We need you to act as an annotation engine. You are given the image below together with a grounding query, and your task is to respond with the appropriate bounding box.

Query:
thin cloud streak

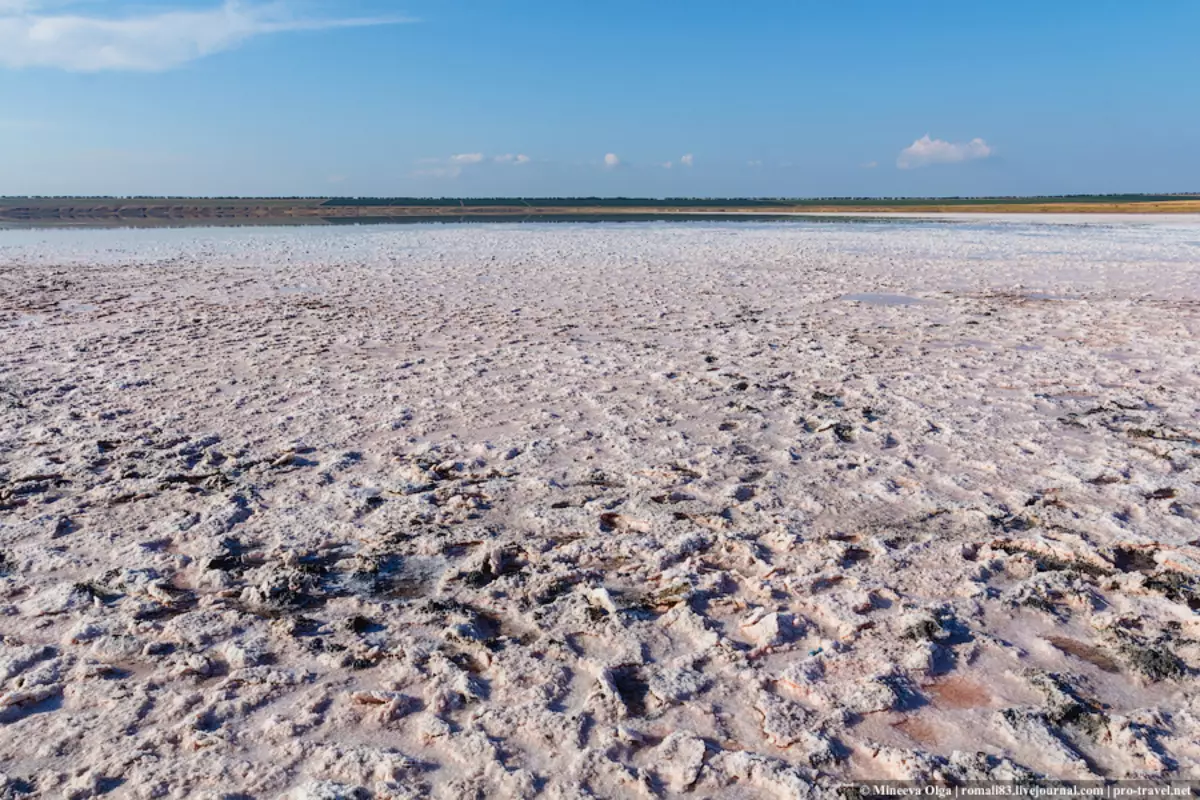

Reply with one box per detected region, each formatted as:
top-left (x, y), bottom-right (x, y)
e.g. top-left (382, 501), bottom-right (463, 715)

top-left (414, 152), bottom-right (534, 179)
top-left (0, 1), bottom-right (414, 72)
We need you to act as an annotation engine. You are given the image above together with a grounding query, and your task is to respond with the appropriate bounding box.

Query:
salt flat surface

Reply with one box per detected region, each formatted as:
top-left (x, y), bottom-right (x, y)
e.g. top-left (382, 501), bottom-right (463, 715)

top-left (1, 217), bottom-right (1199, 798)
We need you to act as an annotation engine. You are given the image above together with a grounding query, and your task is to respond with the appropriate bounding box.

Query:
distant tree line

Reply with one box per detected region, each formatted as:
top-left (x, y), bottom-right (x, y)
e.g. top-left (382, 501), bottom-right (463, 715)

top-left (321, 197), bottom-right (788, 208)
top-left (321, 194), bottom-right (1198, 208)
top-left (3, 194), bottom-right (1196, 206)
top-left (0, 196), bottom-right (325, 201)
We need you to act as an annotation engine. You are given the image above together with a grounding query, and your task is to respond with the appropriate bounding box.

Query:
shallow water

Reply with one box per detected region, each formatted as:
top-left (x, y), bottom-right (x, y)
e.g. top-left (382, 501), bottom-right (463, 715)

top-left (839, 293), bottom-right (925, 305)
top-left (0, 212), bottom-right (938, 231)
top-left (57, 301), bottom-right (100, 313)
top-left (1025, 292), bottom-right (1080, 301)
top-left (2, 214), bottom-right (1200, 302)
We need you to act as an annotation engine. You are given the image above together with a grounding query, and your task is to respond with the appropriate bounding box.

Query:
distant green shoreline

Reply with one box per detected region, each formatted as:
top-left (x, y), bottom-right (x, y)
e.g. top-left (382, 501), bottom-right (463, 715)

top-left (2, 194), bottom-right (1199, 223)
top-left (323, 194), bottom-right (1200, 208)
top-left (3, 193), bottom-right (1198, 207)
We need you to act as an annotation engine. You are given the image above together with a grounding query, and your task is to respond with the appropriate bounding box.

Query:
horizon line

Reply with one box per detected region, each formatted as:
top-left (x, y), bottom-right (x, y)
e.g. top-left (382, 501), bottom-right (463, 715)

top-left (3, 193), bottom-right (1199, 202)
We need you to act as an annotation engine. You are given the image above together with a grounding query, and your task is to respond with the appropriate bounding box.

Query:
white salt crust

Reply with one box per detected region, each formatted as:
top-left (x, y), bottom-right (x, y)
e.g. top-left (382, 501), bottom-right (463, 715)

top-left (1, 216), bottom-right (1199, 798)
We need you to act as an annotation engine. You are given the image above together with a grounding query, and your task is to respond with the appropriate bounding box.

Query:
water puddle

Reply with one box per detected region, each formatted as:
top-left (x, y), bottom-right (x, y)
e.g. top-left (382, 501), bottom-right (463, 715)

top-left (927, 338), bottom-right (995, 350)
top-left (58, 300), bottom-right (99, 313)
top-left (11, 313), bottom-right (46, 326)
top-left (1025, 292), bottom-right (1080, 301)
top-left (839, 293), bottom-right (925, 306)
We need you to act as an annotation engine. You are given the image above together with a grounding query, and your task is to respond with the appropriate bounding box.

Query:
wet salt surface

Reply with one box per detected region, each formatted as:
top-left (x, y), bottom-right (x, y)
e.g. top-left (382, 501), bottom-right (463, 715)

top-left (1, 215), bottom-right (1199, 797)
top-left (839, 293), bottom-right (926, 306)
top-left (1025, 292), bottom-right (1082, 301)
top-left (57, 301), bottom-right (99, 313)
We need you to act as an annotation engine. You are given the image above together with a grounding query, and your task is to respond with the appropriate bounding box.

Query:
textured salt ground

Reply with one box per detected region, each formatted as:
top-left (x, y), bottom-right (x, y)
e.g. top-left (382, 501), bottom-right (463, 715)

top-left (0, 217), bottom-right (1198, 798)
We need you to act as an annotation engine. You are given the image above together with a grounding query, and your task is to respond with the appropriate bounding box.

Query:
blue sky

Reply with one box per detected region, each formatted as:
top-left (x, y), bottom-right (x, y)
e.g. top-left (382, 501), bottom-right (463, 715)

top-left (1, 0), bottom-right (1198, 197)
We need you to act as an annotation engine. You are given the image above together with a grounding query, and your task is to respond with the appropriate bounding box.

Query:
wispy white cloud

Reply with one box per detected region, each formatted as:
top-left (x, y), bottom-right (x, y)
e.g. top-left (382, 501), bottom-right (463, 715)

top-left (861, 160), bottom-right (878, 169)
top-left (747, 160), bottom-right (762, 168)
top-left (680, 153), bottom-right (694, 167)
top-left (0, 1), bottom-right (414, 72)
top-left (896, 134), bottom-right (993, 169)
top-left (604, 153), bottom-right (620, 169)
top-left (415, 152), bottom-right (533, 178)
top-left (661, 161), bottom-right (673, 169)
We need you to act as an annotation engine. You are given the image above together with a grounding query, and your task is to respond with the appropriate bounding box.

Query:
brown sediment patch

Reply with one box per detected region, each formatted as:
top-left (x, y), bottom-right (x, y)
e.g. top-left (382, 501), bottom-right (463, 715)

top-left (598, 512), bottom-right (650, 533)
top-left (893, 715), bottom-right (941, 747)
top-left (927, 676), bottom-right (993, 710)
top-left (1044, 636), bottom-right (1121, 673)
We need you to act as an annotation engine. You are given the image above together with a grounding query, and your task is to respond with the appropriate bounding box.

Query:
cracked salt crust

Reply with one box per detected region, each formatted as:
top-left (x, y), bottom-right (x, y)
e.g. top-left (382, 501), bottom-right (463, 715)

top-left (0, 216), bottom-right (1199, 798)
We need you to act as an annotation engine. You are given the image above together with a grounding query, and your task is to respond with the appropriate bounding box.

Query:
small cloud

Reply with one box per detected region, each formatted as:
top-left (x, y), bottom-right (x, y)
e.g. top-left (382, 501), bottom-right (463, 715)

top-left (747, 160), bottom-right (763, 168)
top-left (861, 161), bottom-right (878, 169)
top-left (0, 1), bottom-right (414, 72)
top-left (423, 152), bottom-right (530, 172)
top-left (680, 153), bottom-right (694, 167)
top-left (604, 153), bottom-right (621, 169)
top-left (661, 161), bottom-right (673, 169)
top-left (897, 134), bottom-right (993, 169)
top-left (328, 174), bottom-right (347, 184)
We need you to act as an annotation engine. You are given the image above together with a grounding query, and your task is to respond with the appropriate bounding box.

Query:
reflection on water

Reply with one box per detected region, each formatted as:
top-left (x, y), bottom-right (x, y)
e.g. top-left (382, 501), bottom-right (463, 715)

top-left (0, 212), bottom-right (949, 232)
top-left (318, 213), bottom-right (933, 226)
